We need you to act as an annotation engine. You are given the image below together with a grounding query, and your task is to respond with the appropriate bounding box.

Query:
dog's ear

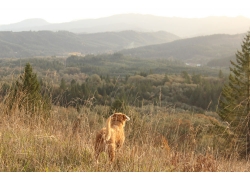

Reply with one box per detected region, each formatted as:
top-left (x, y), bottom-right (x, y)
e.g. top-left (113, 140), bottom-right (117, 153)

top-left (111, 113), bottom-right (120, 122)
top-left (111, 113), bottom-right (117, 119)
top-left (123, 114), bottom-right (130, 121)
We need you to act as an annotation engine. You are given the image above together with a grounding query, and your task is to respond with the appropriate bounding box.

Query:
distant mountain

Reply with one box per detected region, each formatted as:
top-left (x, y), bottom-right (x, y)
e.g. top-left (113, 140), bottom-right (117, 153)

top-left (0, 19), bottom-right (50, 31)
top-left (120, 33), bottom-right (244, 64)
top-left (0, 30), bottom-right (179, 58)
top-left (0, 14), bottom-right (250, 37)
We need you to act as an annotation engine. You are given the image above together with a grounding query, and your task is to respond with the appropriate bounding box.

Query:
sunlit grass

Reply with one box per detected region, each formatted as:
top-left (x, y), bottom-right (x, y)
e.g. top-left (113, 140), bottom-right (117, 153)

top-left (0, 98), bottom-right (249, 172)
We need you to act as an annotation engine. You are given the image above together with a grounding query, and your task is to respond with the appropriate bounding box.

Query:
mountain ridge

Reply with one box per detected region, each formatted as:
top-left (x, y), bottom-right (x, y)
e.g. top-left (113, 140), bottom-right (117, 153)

top-left (0, 18), bottom-right (50, 29)
top-left (120, 33), bottom-right (244, 64)
top-left (1, 14), bottom-right (250, 37)
top-left (0, 30), bottom-right (179, 58)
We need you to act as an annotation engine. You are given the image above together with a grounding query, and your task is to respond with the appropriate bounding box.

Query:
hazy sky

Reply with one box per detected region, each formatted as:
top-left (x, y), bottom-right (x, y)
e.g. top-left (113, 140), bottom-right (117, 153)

top-left (1, 0), bottom-right (250, 25)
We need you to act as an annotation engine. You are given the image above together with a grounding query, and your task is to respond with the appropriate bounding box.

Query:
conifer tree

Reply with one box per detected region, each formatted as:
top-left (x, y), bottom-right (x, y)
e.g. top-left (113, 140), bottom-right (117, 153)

top-left (60, 78), bottom-right (67, 91)
top-left (7, 63), bottom-right (51, 117)
top-left (218, 31), bottom-right (250, 157)
top-left (218, 69), bottom-right (224, 79)
top-left (181, 71), bottom-right (191, 84)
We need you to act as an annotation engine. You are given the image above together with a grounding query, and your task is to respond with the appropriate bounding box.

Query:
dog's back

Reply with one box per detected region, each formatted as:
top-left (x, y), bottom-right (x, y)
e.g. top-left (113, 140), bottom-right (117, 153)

top-left (94, 113), bottom-right (130, 162)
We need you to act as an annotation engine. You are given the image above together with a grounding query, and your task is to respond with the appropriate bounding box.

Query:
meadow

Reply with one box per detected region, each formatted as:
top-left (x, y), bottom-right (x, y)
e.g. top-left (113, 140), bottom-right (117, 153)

top-left (0, 98), bottom-right (249, 172)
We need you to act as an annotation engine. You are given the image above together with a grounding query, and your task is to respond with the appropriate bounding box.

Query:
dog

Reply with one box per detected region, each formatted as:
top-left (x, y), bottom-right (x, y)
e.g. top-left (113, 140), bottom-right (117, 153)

top-left (94, 112), bottom-right (130, 162)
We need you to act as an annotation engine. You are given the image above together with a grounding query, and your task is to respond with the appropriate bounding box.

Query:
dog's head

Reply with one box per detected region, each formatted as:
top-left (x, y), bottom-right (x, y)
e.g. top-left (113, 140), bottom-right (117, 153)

top-left (110, 112), bottom-right (130, 127)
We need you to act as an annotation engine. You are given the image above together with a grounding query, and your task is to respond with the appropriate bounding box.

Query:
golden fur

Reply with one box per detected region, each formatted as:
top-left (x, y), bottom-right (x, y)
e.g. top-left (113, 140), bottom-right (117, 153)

top-left (94, 112), bottom-right (130, 162)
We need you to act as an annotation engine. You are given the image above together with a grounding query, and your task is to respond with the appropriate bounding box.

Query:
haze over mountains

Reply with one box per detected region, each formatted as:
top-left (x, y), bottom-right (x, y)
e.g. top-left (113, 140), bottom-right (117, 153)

top-left (1, 14), bottom-right (250, 37)
top-left (120, 33), bottom-right (244, 64)
top-left (0, 30), bottom-right (179, 58)
top-left (0, 13), bottom-right (249, 66)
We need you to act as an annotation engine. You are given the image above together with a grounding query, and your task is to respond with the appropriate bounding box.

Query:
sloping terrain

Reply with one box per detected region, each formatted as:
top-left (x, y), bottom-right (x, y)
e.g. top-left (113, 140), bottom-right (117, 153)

top-left (120, 33), bottom-right (244, 64)
top-left (0, 30), bottom-right (179, 58)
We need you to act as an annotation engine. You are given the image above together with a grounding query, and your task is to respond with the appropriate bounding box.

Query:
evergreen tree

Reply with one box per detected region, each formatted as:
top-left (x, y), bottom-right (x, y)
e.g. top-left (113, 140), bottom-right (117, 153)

top-left (6, 63), bottom-right (51, 117)
top-left (60, 78), bottom-right (67, 91)
top-left (218, 31), bottom-right (250, 157)
top-left (21, 63), bottom-right (40, 94)
top-left (181, 71), bottom-right (191, 84)
top-left (191, 74), bottom-right (201, 84)
top-left (218, 69), bottom-right (224, 79)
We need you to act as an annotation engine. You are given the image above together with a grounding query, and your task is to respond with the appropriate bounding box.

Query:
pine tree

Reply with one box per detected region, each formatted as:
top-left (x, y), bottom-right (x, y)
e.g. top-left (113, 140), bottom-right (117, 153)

top-left (181, 71), bottom-right (191, 84)
top-left (6, 63), bottom-right (51, 117)
top-left (60, 78), bottom-right (67, 91)
top-left (218, 31), bottom-right (250, 157)
top-left (20, 63), bottom-right (41, 99)
top-left (218, 69), bottom-right (224, 79)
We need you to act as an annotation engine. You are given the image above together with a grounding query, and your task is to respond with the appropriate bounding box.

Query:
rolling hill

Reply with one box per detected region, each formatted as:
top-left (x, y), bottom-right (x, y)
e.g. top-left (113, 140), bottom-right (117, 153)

top-left (0, 30), bottom-right (179, 58)
top-left (120, 33), bottom-right (244, 64)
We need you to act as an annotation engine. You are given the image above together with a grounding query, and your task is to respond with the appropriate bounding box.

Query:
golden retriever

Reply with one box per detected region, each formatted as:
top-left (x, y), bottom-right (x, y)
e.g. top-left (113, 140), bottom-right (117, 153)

top-left (94, 112), bottom-right (130, 162)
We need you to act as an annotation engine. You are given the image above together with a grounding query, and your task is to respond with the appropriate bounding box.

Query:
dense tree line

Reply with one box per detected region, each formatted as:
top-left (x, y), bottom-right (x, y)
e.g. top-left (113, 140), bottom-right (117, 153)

top-left (1, 68), bottom-right (224, 113)
top-left (47, 70), bottom-right (224, 113)
top-left (0, 54), bottom-right (226, 113)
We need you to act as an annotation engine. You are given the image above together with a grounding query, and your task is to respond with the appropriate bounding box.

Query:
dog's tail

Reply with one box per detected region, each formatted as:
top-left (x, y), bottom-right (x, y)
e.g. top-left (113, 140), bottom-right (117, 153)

top-left (105, 115), bottom-right (113, 141)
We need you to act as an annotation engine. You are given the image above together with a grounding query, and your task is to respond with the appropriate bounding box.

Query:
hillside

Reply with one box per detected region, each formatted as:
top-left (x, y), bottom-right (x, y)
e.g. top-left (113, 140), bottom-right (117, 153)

top-left (120, 33), bottom-right (244, 64)
top-left (207, 54), bottom-right (236, 67)
top-left (1, 14), bottom-right (250, 37)
top-left (0, 30), bottom-right (179, 58)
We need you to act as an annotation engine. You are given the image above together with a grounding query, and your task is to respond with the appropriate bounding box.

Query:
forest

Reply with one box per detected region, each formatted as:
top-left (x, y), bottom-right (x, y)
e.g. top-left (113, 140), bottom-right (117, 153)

top-left (0, 54), bottom-right (226, 113)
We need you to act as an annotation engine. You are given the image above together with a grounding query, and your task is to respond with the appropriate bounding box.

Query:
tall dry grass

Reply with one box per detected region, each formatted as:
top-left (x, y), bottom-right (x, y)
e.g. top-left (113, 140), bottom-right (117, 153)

top-left (0, 96), bottom-right (250, 172)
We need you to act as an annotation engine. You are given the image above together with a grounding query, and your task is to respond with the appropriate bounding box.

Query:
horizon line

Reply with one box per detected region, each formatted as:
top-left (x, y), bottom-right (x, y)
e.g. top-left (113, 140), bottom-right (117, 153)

top-left (1, 13), bottom-right (249, 25)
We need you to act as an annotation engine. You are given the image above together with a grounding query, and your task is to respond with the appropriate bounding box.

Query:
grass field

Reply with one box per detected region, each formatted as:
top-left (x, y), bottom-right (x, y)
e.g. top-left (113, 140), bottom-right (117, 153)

top-left (0, 98), bottom-right (249, 172)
